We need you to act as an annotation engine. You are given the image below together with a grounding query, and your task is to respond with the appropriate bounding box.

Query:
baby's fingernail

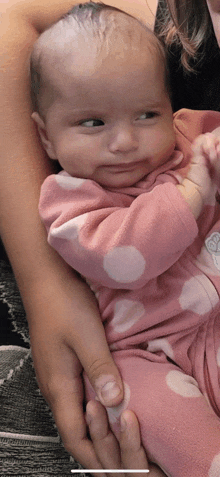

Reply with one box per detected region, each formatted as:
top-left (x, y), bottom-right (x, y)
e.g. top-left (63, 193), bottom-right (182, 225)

top-left (120, 415), bottom-right (127, 432)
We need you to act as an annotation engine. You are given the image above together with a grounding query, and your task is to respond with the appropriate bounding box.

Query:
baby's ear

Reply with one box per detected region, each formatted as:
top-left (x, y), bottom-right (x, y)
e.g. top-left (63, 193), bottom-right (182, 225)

top-left (31, 112), bottom-right (57, 160)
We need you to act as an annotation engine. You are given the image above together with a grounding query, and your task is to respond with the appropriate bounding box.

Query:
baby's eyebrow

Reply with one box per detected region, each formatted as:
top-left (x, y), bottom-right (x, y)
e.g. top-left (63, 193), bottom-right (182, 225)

top-left (64, 108), bottom-right (105, 118)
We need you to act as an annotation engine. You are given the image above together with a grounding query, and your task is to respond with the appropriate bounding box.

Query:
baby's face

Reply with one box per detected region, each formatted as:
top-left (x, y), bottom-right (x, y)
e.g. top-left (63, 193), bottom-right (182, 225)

top-left (39, 44), bottom-right (175, 188)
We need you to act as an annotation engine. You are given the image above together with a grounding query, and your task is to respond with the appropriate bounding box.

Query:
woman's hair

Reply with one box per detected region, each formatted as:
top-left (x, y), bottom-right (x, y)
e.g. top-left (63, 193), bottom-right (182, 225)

top-left (156, 0), bottom-right (213, 71)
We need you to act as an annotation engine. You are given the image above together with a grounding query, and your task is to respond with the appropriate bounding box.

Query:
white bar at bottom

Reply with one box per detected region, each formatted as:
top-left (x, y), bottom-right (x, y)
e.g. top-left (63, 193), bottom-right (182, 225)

top-left (71, 470), bottom-right (149, 473)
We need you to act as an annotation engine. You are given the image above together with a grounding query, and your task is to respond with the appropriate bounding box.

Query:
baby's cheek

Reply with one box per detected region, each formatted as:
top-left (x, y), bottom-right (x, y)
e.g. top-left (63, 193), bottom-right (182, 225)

top-left (152, 135), bottom-right (175, 168)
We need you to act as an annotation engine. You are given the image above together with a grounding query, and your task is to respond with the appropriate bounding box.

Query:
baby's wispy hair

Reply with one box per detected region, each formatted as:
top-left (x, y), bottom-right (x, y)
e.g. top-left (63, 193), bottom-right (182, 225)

top-left (30, 2), bottom-right (169, 116)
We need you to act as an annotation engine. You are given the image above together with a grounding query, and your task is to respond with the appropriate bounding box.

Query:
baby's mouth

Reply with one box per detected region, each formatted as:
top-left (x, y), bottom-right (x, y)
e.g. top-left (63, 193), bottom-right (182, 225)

top-left (104, 160), bottom-right (145, 172)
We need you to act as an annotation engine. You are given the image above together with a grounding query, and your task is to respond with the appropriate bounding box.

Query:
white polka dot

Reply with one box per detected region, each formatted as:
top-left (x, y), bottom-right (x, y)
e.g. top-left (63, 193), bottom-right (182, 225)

top-left (147, 338), bottom-right (174, 359)
top-left (103, 246), bottom-right (145, 283)
top-left (55, 173), bottom-right (86, 190)
top-left (166, 370), bottom-right (202, 398)
top-left (217, 347), bottom-right (220, 367)
top-left (50, 213), bottom-right (88, 240)
top-left (111, 299), bottom-right (145, 333)
top-left (106, 382), bottom-right (131, 424)
top-left (179, 276), bottom-right (219, 315)
top-left (208, 453), bottom-right (220, 477)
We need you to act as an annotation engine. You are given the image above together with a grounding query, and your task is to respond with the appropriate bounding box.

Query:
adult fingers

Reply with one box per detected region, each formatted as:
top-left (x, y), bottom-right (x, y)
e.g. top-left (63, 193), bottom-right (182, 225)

top-left (119, 411), bottom-right (166, 477)
top-left (86, 401), bottom-right (153, 477)
top-left (31, 330), bottom-right (103, 470)
top-left (86, 402), bottom-right (166, 477)
top-left (63, 283), bottom-right (124, 408)
top-left (118, 410), bottom-right (149, 477)
top-left (86, 400), bottom-right (124, 477)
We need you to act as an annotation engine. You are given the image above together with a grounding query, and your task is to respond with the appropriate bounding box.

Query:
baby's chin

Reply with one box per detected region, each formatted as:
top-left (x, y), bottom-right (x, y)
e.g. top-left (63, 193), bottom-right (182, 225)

top-left (97, 171), bottom-right (148, 189)
top-left (98, 178), bottom-right (141, 189)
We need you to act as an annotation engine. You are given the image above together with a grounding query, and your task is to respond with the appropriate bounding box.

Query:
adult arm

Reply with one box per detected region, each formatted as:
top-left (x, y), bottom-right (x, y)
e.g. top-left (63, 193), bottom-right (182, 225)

top-left (0, 0), bottom-right (158, 467)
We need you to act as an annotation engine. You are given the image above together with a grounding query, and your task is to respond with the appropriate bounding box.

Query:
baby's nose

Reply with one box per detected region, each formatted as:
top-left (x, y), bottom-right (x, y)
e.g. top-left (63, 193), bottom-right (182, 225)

top-left (109, 127), bottom-right (139, 153)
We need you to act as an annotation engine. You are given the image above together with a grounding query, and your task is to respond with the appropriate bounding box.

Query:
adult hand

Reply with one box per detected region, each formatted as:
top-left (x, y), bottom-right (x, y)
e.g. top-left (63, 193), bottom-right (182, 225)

top-left (86, 400), bottom-right (167, 477)
top-left (28, 267), bottom-right (124, 469)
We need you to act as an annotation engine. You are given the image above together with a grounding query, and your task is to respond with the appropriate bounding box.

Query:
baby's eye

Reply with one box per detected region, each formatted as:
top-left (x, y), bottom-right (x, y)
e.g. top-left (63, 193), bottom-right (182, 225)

top-left (81, 119), bottom-right (105, 127)
top-left (138, 112), bottom-right (157, 120)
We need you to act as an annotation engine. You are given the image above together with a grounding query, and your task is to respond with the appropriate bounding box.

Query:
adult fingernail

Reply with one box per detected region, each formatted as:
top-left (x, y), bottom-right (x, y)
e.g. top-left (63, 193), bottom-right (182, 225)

top-left (98, 381), bottom-right (121, 404)
top-left (95, 376), bottom-right (122, 403)
top-left (100, 381), bottom-right (121, 401)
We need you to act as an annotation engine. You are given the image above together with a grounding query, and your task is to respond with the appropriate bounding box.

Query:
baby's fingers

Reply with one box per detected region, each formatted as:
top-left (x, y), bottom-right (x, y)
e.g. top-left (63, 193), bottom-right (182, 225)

top-left (192, 133), bottom-right (220, 163)
top-left (204, 134), bottom-right (220, 162)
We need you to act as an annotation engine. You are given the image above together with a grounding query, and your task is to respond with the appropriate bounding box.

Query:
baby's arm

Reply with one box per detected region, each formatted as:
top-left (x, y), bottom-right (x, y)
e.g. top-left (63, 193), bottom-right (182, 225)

top-left (39, 173), bottom-right (198, 288)
top-left (177, 132), bottom-right (220, 219)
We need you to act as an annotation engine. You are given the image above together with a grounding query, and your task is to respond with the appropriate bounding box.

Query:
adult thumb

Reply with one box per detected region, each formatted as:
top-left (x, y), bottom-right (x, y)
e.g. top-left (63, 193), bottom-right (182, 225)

top-left (83, 347), bottom-right (124, 407)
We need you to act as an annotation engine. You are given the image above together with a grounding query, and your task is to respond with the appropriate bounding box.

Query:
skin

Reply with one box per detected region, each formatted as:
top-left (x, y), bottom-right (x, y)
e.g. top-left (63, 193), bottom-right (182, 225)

top-left (86, 401), bottom-right (166, 477)
top-left (33, 19), bottom-right (212, 221)
top-left (31, 10), bottom-right (220, 475)
top-left (0, 0), bottom-right (161, 474)
top-left (1, 0), bottom-right (219, 474)
top-left (32, 30), bottom-right (175, 189)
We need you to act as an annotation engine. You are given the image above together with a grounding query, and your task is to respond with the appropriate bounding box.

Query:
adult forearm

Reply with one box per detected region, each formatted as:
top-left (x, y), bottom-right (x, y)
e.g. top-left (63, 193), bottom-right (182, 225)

top-left (0, 1), bottom-right (157, 467)
top-left (0, 4), bottom-right (73, 292)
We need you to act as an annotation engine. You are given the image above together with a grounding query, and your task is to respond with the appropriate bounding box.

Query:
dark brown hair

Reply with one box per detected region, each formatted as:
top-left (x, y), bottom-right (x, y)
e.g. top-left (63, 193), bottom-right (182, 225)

top-left (156, 0), bottom-right (213, 71)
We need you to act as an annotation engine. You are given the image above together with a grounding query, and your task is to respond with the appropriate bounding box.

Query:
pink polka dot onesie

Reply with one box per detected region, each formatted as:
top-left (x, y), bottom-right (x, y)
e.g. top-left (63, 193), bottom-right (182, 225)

top-left (39, 109), bottom-right (220, 477)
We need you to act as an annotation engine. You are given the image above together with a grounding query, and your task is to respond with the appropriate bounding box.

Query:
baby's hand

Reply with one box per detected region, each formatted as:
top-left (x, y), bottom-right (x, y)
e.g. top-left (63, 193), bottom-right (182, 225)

top-left (192, 132), bottom-right (220, 162)
top-left (191, 132), bottom-right (220, 185)
top-left (177, 132), bottom-right (220, 219)
top-left (187, 133), bottom-right (220, 200)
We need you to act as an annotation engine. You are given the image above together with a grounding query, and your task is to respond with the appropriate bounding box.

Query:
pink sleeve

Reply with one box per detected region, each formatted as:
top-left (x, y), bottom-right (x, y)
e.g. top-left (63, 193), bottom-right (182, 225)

top-left (174, 109), bottom-right (220, 167)
top-left (39, 172), bottom-right (198, 289)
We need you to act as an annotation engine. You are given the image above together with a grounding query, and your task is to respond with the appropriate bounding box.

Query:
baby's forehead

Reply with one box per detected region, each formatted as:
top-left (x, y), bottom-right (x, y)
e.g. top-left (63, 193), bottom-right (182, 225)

top-left (42, 33), bottom-right (161, 101)
top-left (31, 7), bottom-right (166, 115)
top-left (35, 9), bottom-right (160, 72)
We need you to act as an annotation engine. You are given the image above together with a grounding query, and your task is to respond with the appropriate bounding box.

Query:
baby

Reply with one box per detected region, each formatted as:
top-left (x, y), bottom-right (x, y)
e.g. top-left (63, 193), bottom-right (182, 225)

top-left (32, 3), bottom-right (220, 476)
